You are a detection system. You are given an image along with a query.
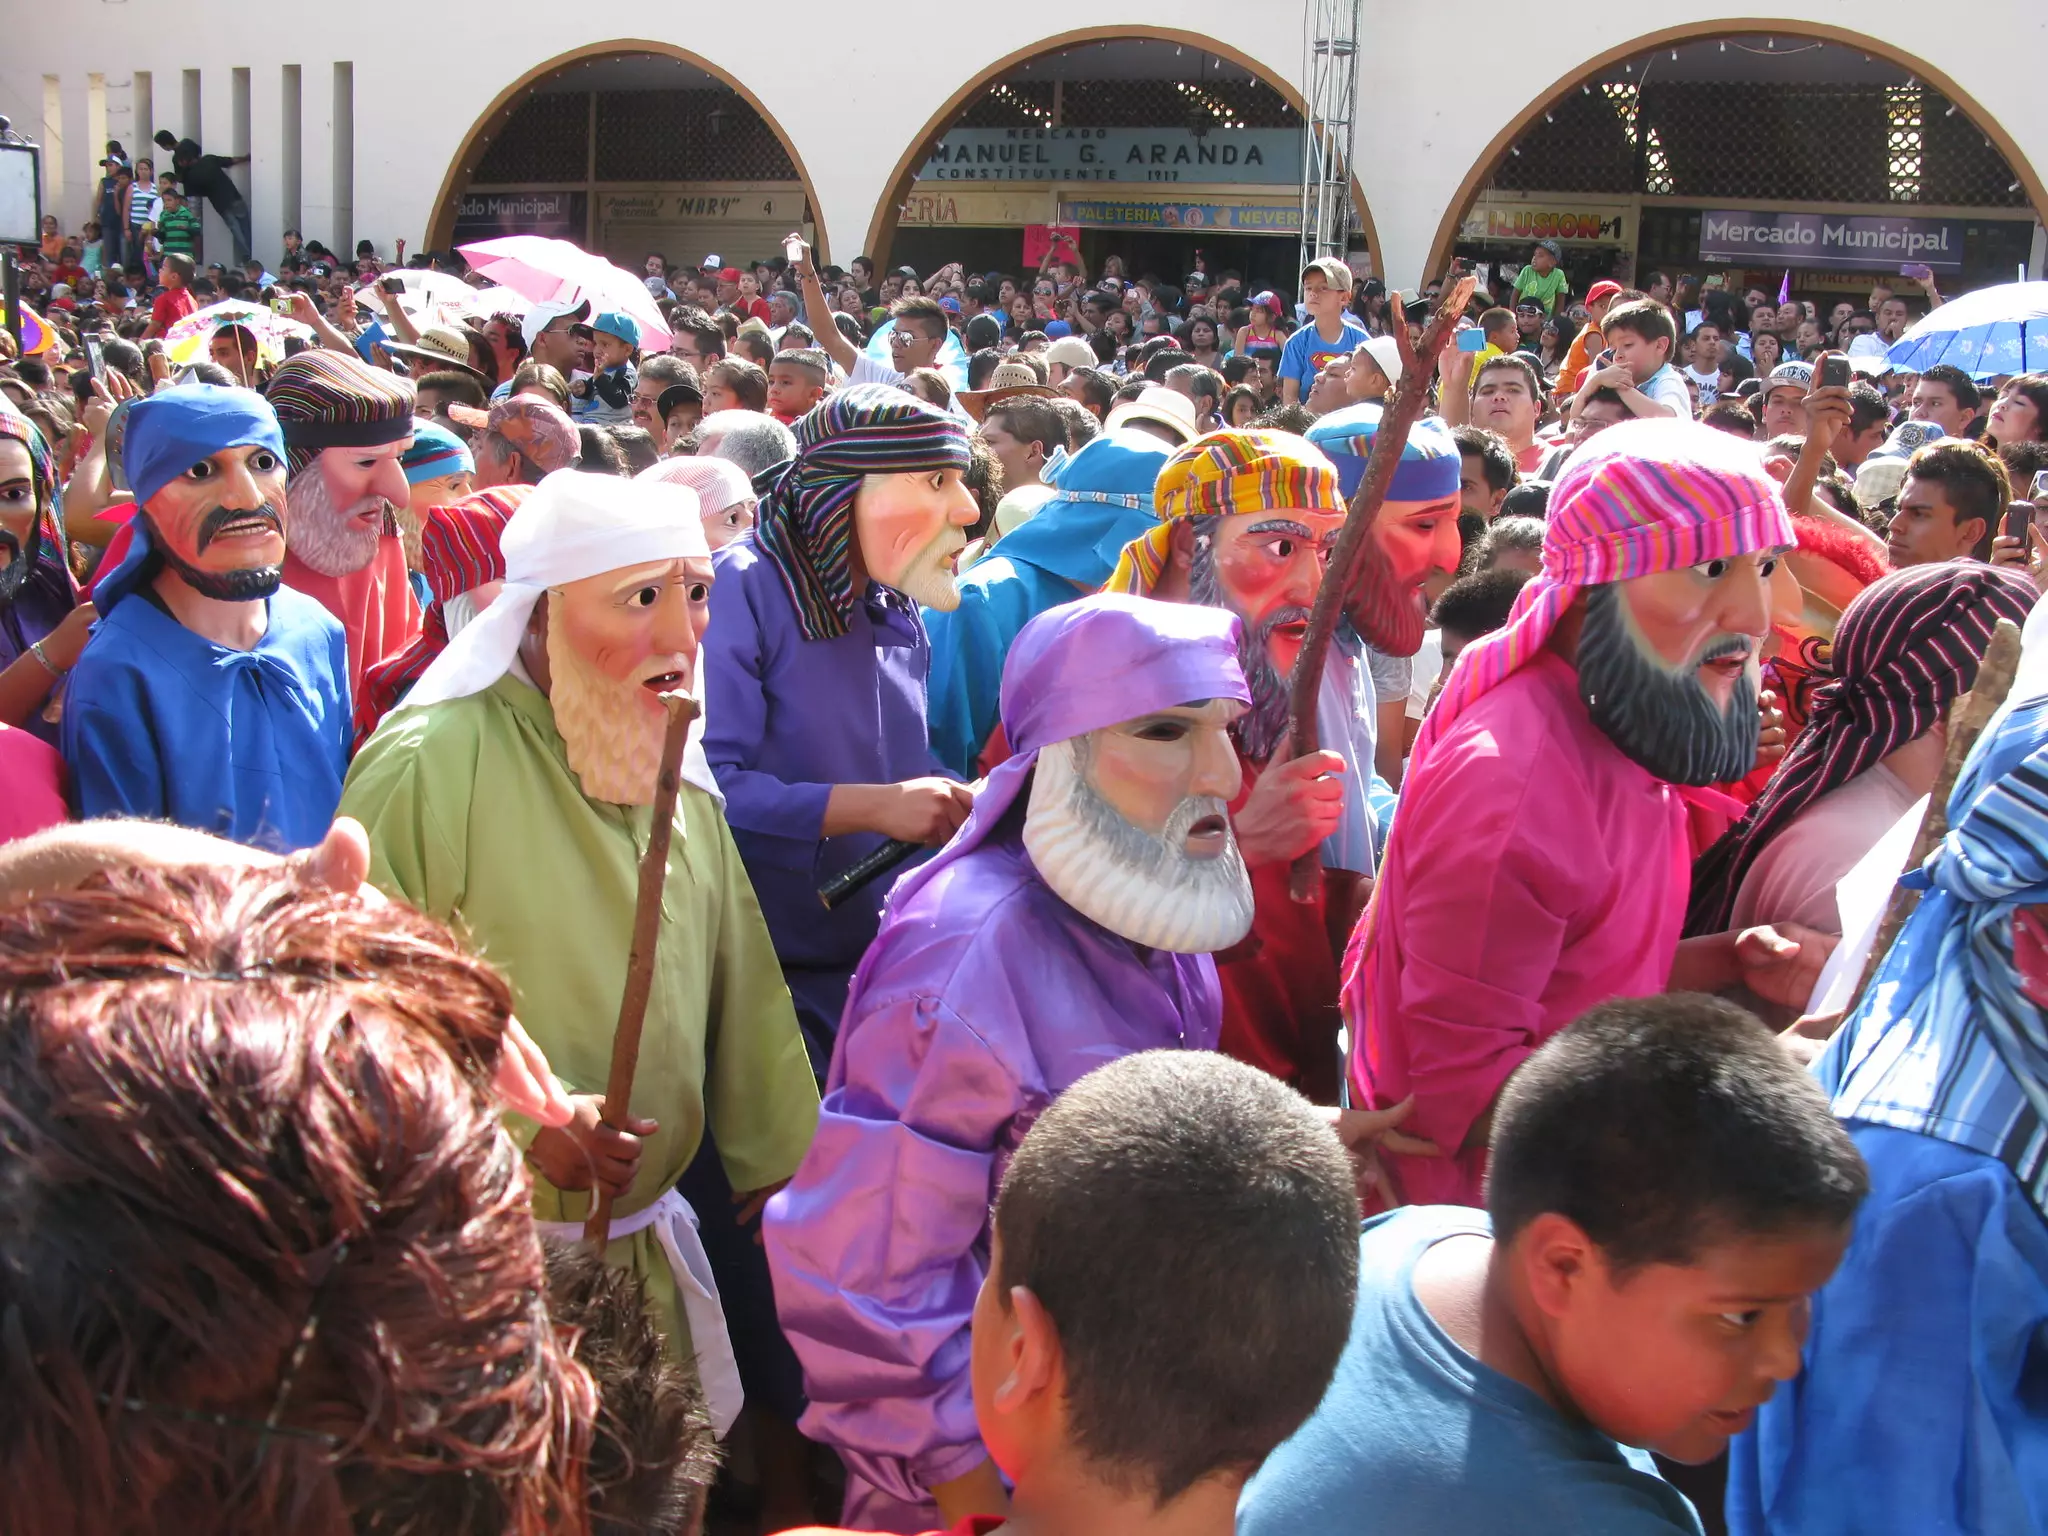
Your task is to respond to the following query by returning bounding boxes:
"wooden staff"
[585,689,701,1250]
[1282,274,1477,903]
[1844,617,2022,1014]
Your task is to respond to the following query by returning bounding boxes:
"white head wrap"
[404,468,721,800]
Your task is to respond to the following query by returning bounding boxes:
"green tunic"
[342,672,820,1353]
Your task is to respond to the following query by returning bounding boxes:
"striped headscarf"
[1417,416,1795,770]
[265,349,416,478]
[1104,428,1345,596]
[0,406,72,608]
[1687,561,2039,934]
[754,384,970,641]
[353,485,530,747]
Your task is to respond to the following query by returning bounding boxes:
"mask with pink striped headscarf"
[1418,416,1796,785]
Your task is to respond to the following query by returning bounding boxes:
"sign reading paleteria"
[1698,209,1968,273]
[922,127,1301,185]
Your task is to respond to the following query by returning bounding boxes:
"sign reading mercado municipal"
[1697,209,1968,273]
[920,128,1302,185]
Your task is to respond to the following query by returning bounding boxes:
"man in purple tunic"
[702,384,979,1069]
[764,592,1259,1533]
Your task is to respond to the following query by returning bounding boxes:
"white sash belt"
[536,1187,744,1437]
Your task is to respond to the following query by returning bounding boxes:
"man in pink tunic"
[1345,417,1833,1207]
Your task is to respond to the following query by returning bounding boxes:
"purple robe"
[761,821,1221,1528]
[702,535,953,1065]
[761,592,1250,1532]
[2,547,78,747]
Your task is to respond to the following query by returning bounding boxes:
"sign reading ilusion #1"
[1697,209,1969,273]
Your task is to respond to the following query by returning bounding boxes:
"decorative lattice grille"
[472,88,799,185]
[1487,82,2026,207]
[472,93,587,184]
[950,76,1296,131]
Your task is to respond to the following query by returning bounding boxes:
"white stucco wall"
[8,2,2046,286]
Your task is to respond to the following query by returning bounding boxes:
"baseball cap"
[1301,256,1354,292]
[701,253,722,270]
[1250,290,1286,317]
[1355,335,1404,387]
[657,381,703,418]
[718,267,743,284]
[521,297,589,348]
[1873,420,1945,460]
[591,311,642,349]
[1585,280,1624,307]
[1104,385,1199,445]
[1763,360,1815,397]
[937,295,962,315]
[1044,337,1096,371]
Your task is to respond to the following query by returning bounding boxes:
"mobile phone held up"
[2005,501,2035,543]
[85,340,104,380]
[1818,354,1852,391]
[1456,328,1489,353]
[379,276,405,295]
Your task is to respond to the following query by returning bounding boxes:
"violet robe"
[762,818,1221,1531]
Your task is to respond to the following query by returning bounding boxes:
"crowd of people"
[4,165,2048,1536]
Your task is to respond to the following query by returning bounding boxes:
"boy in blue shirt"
[583,310,640,426]
[1239,994,1868,1536]
[1279,257,1368,406]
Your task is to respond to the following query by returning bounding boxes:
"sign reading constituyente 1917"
[921,128,1301,185]
[1697,209,1968,273]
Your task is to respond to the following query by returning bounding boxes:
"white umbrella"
[1886,281,2048,379]
[352,269,478,320]
[458,236,672,349]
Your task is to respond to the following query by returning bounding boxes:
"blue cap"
[1305,406,1461,502]
[591,311,641,349]
[399,417,474,484]
[122,383,285,509]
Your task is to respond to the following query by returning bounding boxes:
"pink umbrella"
[457,236,672,349]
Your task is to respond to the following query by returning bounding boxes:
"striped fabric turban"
[754,383,970,642]
[1105,428,1346,596]
[1686,560,2039,935]
[1417,416,1795,768]
[352,484,531,748]
[265,349,416,478]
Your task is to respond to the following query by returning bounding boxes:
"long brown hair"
[0,866,597,1535]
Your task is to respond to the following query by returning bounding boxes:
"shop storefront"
[1449,192,1637,306]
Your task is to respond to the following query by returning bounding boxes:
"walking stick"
[1844,617,2022,1013]
[585,689,701,1251]
[1282,275,1477,903]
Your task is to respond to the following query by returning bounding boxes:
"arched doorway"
[1427,25,2047,310]
[866,27,1378,297]
[425,42,828,269]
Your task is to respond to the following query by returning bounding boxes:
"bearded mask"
[1023,700,1253,953]
[285,443,415,577]
[1184,504,1344,764]
[541,558,710,805]
[1576,576,1764,786]
[852,468,972,612]
[144,441,290,602]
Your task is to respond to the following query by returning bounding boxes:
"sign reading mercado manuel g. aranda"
[920,128,1302,185]
[1698,209,1968,273]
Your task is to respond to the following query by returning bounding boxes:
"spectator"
[143,251,196,339]
[153,129,253,265]
[1281,258,1365,406]
[1569,299,1688,421]
[1887,438,2007,567]
[1909,364,1982,439]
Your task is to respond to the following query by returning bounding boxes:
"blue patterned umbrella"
[1886,281,2048,380]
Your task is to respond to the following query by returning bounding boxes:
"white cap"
[1104,384,1200,444]
[1355,334,1404,387]
[520,296,589,349]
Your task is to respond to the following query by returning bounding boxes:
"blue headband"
[400,418,474,484]
[1305,406,1463,502]
[121,384,286,508]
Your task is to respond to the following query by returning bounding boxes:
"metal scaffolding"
[1298,0,1362,273]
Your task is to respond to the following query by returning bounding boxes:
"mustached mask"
[1575,580,1760,785]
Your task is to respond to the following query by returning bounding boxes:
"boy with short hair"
[155,182,202,261]
[768,347,832,424]
[1571,298,1691,421]
[1684,322,1724,407]
[1280,256,1367,406]
[1513,240,1572,315]
[784,1049,1362,1536]
[1240,994,1868,1536]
